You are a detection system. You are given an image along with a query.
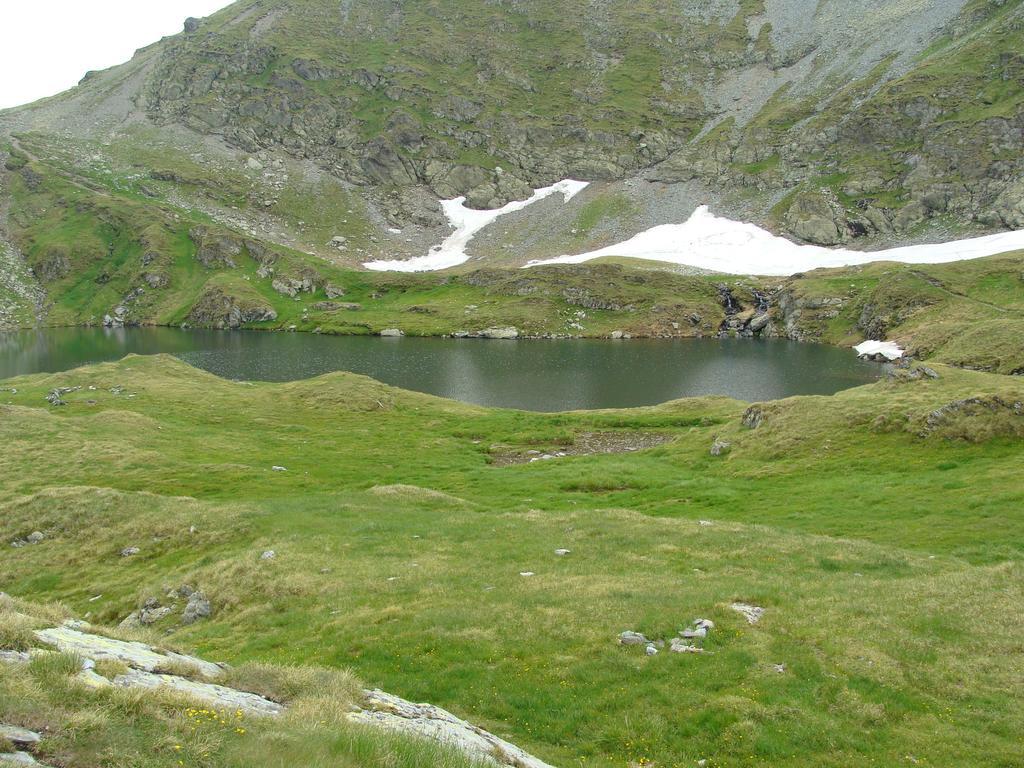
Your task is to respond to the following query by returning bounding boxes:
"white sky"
[0,1,234,110]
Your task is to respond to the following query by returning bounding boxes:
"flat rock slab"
[34,625,222,678]
[0,726,40,747]
[349,689,556,768]
[112,669,283,717]
[0,753,53,767]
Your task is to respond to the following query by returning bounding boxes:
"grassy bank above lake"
[2,355,1022,767]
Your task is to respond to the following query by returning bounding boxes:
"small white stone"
[519,571,535,577]
[730,603,764,624]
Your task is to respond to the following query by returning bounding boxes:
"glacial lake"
[0,327,883,411]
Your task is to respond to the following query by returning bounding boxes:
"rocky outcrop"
[190,226,243,268]
[186,287,277,329]
[271,274,317,297]
[783,192,848,246]
[31,248,71,283]
[921,396,1024,440]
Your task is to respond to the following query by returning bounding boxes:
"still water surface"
[0,327,882,411]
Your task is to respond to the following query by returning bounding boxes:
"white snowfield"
[364,179,590,272]
[525,205,1024,275]
[854,340,905,360]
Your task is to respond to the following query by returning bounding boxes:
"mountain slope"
[0,0,1023,335]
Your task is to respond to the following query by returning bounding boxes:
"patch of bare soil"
[490,431,675,466]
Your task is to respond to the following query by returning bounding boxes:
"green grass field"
[2,355,1022,767]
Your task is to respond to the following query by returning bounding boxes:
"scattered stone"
[271,466,288,472]
[554,548,570,556]
[618,631,650,646]
[741,405,765,429]
[645,644,658,656]
[120,547,140,558]
[45,389,66,406]
[25,532,45,545]
[119,601,174,630]
[519,571,535,577]
[669,639,704,653]
[709,437,731,456]
[730,603,765,624]
[143,605,173,625]
[669,619,715,652]
[261,550,276,560]
[773,663,787,673]
[698,520,713,526]
[379,328,404,337]
[181,592,211,625]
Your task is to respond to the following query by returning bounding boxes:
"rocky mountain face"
[0,0,1022,332]
[135,0,1024,237]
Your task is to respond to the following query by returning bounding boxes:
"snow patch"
[524,205,1024,276]
[364,180,589,272]
[854,340,905,360]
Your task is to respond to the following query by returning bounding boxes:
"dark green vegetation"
[2,355,1023,766]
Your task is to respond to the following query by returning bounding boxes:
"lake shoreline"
[6,318,878,352]
[0,327,884,410]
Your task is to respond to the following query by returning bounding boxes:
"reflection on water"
[0,327,882,411]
